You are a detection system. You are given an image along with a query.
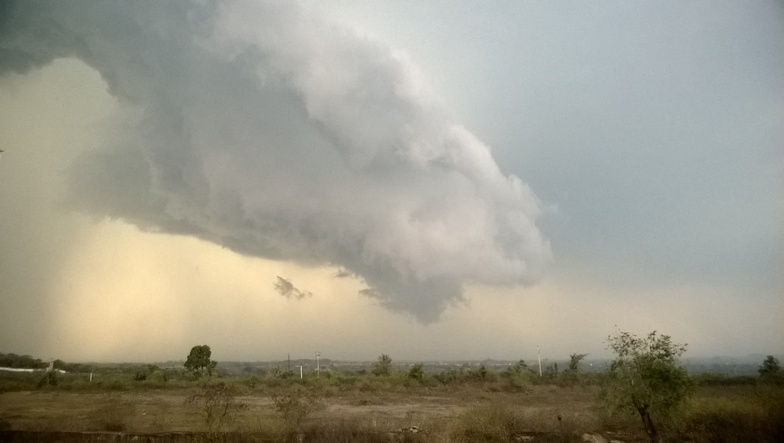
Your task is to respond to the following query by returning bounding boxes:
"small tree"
[758,355,781,378]
[600,330,692,442]
[567,353,588,373]
[372,354,392,377]
[185,345,217,377]
[562,353,589,386]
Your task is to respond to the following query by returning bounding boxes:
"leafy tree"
[600,330,693,442]
[758,355,781,377]
[185,345,217,377]
[371,354,392,377]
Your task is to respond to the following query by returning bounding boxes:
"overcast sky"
[0,0,781,363]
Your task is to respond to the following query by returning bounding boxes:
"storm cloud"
[0,0,550,321]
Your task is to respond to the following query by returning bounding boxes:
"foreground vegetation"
[1,345,782,442]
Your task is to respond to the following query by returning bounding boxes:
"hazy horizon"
[1,1,782,363]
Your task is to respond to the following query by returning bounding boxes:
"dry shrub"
[272,385,325,434]
[187,381,247,434]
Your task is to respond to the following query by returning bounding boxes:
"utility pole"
[537,346,542,377]
[316,352,321,379]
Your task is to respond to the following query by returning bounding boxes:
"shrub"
[272,385,325,434]
[434,369,460,386]
[186,381,246,434]
[599,330,693,442]
[407,363,425,383]
[502,360,533,392]
[372,354,392,377]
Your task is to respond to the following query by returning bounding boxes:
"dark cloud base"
[0,0,550,322]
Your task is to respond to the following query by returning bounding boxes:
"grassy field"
[1,366,782,442]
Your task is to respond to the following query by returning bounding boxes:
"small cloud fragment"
[334,268,353,279]
[274,276,313,300]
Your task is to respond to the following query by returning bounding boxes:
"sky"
[0,0,781,364]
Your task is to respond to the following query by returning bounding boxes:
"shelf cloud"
[0,0,550,321]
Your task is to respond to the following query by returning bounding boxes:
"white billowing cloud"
[0,0,550,321]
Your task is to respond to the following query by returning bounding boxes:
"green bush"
[407,363,425,383]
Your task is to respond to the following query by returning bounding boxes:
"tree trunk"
[637,406,658,443]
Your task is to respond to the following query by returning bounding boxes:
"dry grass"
[680,385,784,442]
[0,381,781,441]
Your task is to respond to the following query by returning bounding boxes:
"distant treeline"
[0,352,92,373]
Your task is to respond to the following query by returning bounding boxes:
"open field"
[1,369,783,442]
[0,384,613,442]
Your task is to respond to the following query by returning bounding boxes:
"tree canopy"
[185,345,217,377]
